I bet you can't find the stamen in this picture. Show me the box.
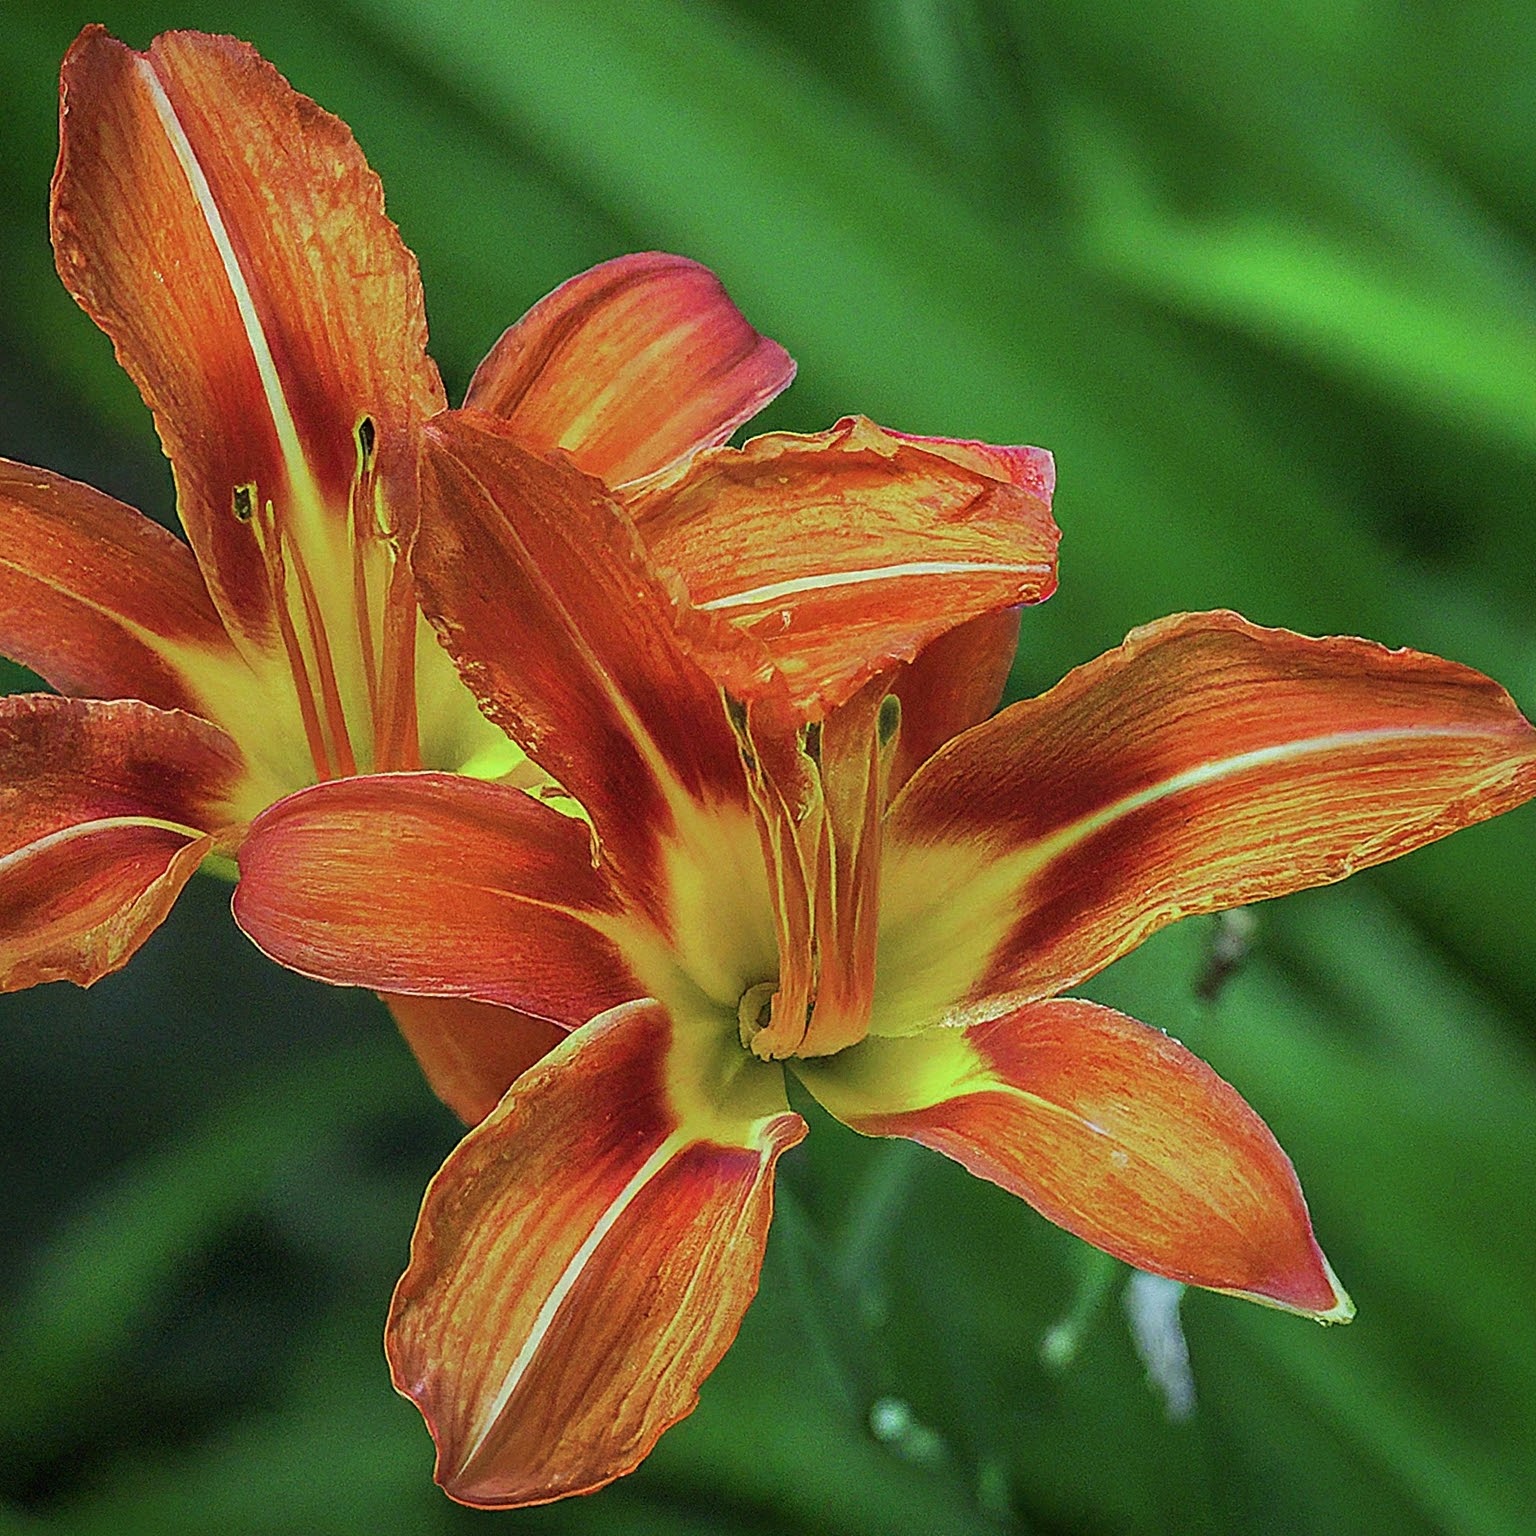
[802,719,822,766]
[282,514,358,778]
[801,681,891,1056]
[727,698,820,1059]
[724,694,754,767]
[246,490,334,781]
[349,416,382,735]
[346,415,423,774]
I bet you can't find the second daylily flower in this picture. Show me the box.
[234,405,1536,1507]
[0,27,793,1104]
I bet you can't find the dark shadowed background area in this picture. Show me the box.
[3,2,1535,1532]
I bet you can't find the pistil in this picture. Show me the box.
[735,980,778,1050]
[375,547,422,772]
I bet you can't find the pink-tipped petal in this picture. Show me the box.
[632,416,1057,723]
[799,996,1352,1320]
[52,26,444,650]
[416,411,752,913]
[465,252,794,488]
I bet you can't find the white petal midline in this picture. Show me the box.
[699,560,1046,613]
[457,1129,689,1476]
[0,815,207,878]
[1058,724,1502,849]
[137,57,318,509]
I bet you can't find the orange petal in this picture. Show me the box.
[51,27,445,651]
[887,607,1021,793]
[416,411,753,912]
[797,996,1352,1320]
[878,611,1536,1029]
[382,992,568,1127]
[388,998,804,1507]
[631,416,1058,723]
[234,771,640,1023]
[464,252,794,488]
[0,459,240,714]
[0,694,245,989]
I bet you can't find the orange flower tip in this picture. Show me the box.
[434,1449,628,1511]
[1221,1248,1355,1326]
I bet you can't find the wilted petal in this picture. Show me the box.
[797,996,1352,1320]
[878,429,1055,502]
[878,611,1536,1030]
[416,411,752,912]
[465,252,794,488]
[51,26,444,652]
[383,992,568,1127]
[388,998,805,1507]
[0,694,245,988]
[632,417,1057,723]
[234,771,640,1025]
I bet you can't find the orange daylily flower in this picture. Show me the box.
[0,28,792,1108]
[233,408,1536,1507]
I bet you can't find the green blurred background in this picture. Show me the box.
[4,1,1535,1531]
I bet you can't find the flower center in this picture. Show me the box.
[727,680,900,1062]
[735,979,780,1050]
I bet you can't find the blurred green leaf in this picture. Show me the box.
[0,1037,419,1448]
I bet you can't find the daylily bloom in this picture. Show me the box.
[0,27,793,1112]
[233,407,1536,1507]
